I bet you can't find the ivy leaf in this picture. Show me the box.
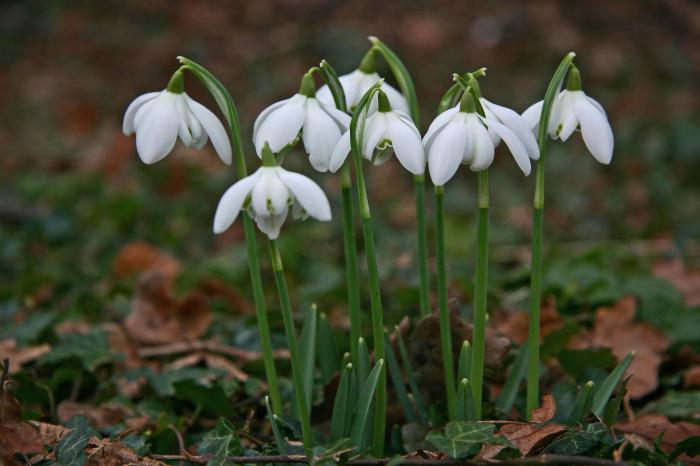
[544,422,609,455]
[426,422,496,459]
[670,435,700,461]
[198,418,242,466]
[39,329,113,371]
[55,416,96,466]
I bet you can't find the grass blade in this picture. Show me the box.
[567,380,594,425]
[396,328,428,424]
[298,304,318,414]
[317,312,339,385]
[350,360,385,447]
[265,396,287,454]
[495,342,528,414]
[457,341,472,383]
[384,332,417,423]
[592,351,634,417]
[330,363,355,441]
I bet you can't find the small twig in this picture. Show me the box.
[137,340,289,362]
[168,424,187,466]
[149,453,629,465]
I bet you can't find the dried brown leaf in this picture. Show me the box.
[113,241,181,281]
[0,340,51,373]
[653,259,700,307]
[616,414,700,462]
[569,296,669,399]
[0,371,44,462]
[84,436,167,466]
[494,297,563,346]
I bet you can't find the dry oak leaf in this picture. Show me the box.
[28,421,70,446]
[494,297,563,346]
[616,414,700,463]
[124,270,212,345]
[113,241,181,282]
[0,340,51,373]
[653,259,700,307]
[0,377,44,464]
[569,296,669,399]
[479,395,566,460]
[58,401,134,431]
[84,436,167,466]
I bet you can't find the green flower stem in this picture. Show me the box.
[415,175,430,316]
[268,240,314,453]
[526,52,576,419]
[434,185,456,420]
[175,57,283,417]
[340,163,362,363]
[470,170,489,421]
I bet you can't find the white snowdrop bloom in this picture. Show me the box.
[328,91,425,175]
[424,93,531,186]
[521,67,613,164]
[213,147,331,240]
[480,98,540,160]
[316,50,409,114]
[253,73,350,173]
[122,70,231,165]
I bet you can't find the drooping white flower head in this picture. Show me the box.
[316,50,409,114]
[122,70,231,165]
[521,66,613,164]
[253,73,350,173]
[424,92,533,186]
[328,90,425,175]
[213,145,331,240]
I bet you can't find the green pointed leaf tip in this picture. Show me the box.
[318,60,347,112]
[426,421,496,459]
[350,359,384,446]
[592,351,634,417]
[198,418,242,465]
[330,363,355,441]
[567,380,595,425]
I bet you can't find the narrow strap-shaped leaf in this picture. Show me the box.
[457,341,472,384]
[330,363,355,441]
[591,351,634,417]
[602,377,629,426]
[396,328,428,424]
[177,56,247,176]
[368,36,420,126]
[454,378,472,421]
[265,396,287,454]
[495,342,528,414]
[384,332,417,423]
[299,304,319,414]
[318,60,348,113]
[317,312,339,385]
[356,337,370,387]
[567,380,594,425]
[350,360,385,446]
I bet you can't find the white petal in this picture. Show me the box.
[469,119,495,171]
[587,95,606,116]
[423,105,460,149]
[322,103,351,130]
[380,82,410,114]
[302,100,344,172]
[386,113,425,175]
[123,91,161,135]
[255,209,288,240]
[574,94,614,164]
[361,114,387,159]
[135,94,180,164]
[480,116,531,176]
[329,131,351,173]
[254,95,306,155]
[213,171,262,233]
[428,119,468,186]
[186,95,232,164]
[251,168,289,216]
[482,98,540,160]
[521,100,543,132]
[277,168,331,221]
[253,98,289,135]
[546,92,566,138]
[557,92,580,141]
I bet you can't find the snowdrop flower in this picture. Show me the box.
[316,50,409,114]
[253,73,350,173]
[521,66,613,164]
[213,145,331,240]
[122,70,231,165]
[424,92,532,186]
[328,90,425,175]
